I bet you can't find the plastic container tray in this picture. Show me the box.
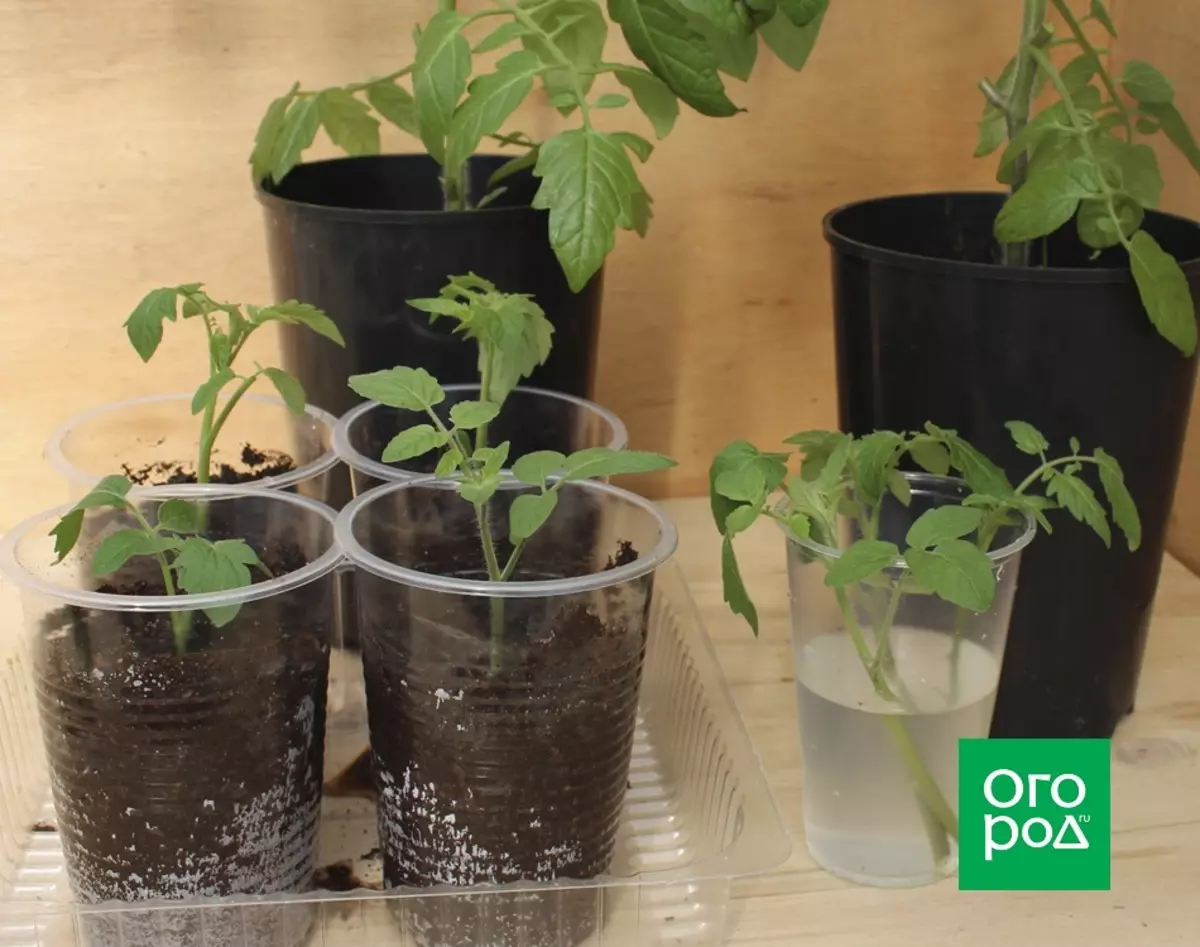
[0,559,789,947]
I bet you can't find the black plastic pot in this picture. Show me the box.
[825,192,1200,739]
[257,154,603,421]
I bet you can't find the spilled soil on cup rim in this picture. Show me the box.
[122,443,296,485]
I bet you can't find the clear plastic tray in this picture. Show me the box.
[0,559,789,947]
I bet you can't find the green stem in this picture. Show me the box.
[197,373,259,483]
[476,347,493,454]
[1014,451,1100,494]
[870,579,905,680]
[477,510,508,671]
[1049,0,1135,139]
[127,507,188,654]
[834,587,898,702]
[1003,0,1050,266]
[498,0,592,127]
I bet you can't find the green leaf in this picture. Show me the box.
[1091,0,1117,36]
[721,534,758,634]
[906,540,996,612]
[692,19,758,80]
[50,510,85,564]
[607,0,739,117]
[251,84,298,182]
[252,300,345,345]
[786,512,812,539]
[477,441,511,479]
[1139,102,1200,174]
[1047,471,1111,547]
[724,504,760,536]
[92,529,172,577]
[435,447,464,478]
[888,469,912,506]
[449,400,501,431]
[459,477,501,506]
[125,287,182,362]
[382,424,452,463]
[1120,61,1174,105]
[614,131,654,162]
[1061,54,1098,94]
[413,9,471,164]
[1094,447,1142,551]
[191,368,235,416]
[715,465,767,503]
[611,65,679,139]
[851,431,905,504]
[474,20,530,53]
[269,97,321,183]
[561,446,676,481]
[1127,229,1198,356]
[1005,420,1049,456]
[778,0,826,26]
[624,184,654,236]
[1119,142,1163,208]
[509,491,559,543]
[263,367,306,415]
[513,450,567,487]
[409,296,468,319]
[760,7,826,72]
[907,436,951,476]
[709,440,788,532]
[905,505,984,551]
[347,366,446,412]
[318,89,381,156]
[446,51,543,174]
[817,436,852,491]
[532,128,642,292]
[976,110,1009,159]
[785,430,849,482]
[521,0,607,107]
[995,159,1093,243]
[366,82,419,136]
[595,93,630,109]
[937,429,1014,497]
[157,499,198,534]
[49,475,135,562]
[674,0,750,36]
[1077,195,1143,250]
[173,538,260,627]
[824,540,899,588]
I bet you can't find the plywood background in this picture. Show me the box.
[3,0,1200,551]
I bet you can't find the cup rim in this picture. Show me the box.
[335,475,678,598]
[781,471,1038,566]
[43,392,342,491]
[0,485,343,613]
[333,384,629,482]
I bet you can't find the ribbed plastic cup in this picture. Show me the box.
[0,486,341,947]
[336,477,677,947]
[333,385,627,495]
[44,392,341,503]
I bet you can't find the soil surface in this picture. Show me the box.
[34,537,332,914]
[123,443,296,485]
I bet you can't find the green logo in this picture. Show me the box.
[959,739,1111,890]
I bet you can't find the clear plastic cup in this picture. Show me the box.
[333,385,628,495]
[784,472,1035,888]
[0,486,341,946]
[335,476,676,946]
[44,392,341,504]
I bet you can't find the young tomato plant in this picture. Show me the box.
[249,0,829,293]
[123,284,345,483]
[49,475,269,654]
[348,275,676,666]
[710,420,1138,862]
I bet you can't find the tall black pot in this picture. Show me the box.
[257,154,603,421]
[825,192,1200,738]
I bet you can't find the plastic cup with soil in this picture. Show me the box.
[334,384,628,496]
[44,391,341,502]
[0,485,342,947]
[335,476,678,947]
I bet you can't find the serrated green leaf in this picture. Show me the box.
[614,131,654,162]
[674,0,749,36]
[269,97,321,183]
[318,89,381,156]
[382,424,451,462]
[709,440,788,531]
[1005,420,1049,455]
[475,20,530,53]
[445,51,542,174]
[851,431,905,504]
[522,0,606,104]
[509,491,559,543]
[157,499,198,534]
[561,446,676,481]
[263,367,306,415]
[435,447,464,478]
[1128,229,1198,356]
[888,469,912,506]
[366,82,418,136]
[476,441,511,479]
[1077,196,1143,250]
[824,540,899,588]
[760,6,826,71]
[459,477,500,506]
[786,512,812,539]
[724,504,760,536]
[251,84,298,182]
[1119,142,1163,208]
[611,65,679,139]
[607,0,739,117]
[92,529,172,577]
[413,9,471,164]
[940,431,1014,497]
[907,436,951,476]
[975,110,1009,159]
[348,366,446,412]
[692,18,757,81]
[817,437,852,491]
[1094,447,1142,551]
[905,505,984,551]
[996,94,1098,187]
[1121,61,1174,105]
[1061,54,1098,94]
[715,465,767,503]
[1091,0,1117,36]
[50,510,84,564]
[624,183,654,236]
[449,399,501,430]
[191,369,235,416]
[1139,102,1200,174]
[51,476,135,562]
[906,540,996,612]
[409,296,469,320]
[532,128,642,292]
[125,287,182,362]
[995,158,1093,243]
[778,0,826,27]
[513,450,567,487]
[1047,471,1111,547]
[252,300,345,345]
[721,534,758,633]
[785,430,848,482]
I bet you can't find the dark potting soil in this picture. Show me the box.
[122,443,296,485]
[33,538,331,910]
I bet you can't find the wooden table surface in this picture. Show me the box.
[660,496,1200,947]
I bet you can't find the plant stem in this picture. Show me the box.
[870,578,905,681]
[1014,451,1097,494]
[834,587,898,702]
[1049,0,1134,139]
[1002,0,1050,266]
[498,0,592,127]
[197,373,259,484]
[477,509,507,671]
[127,506,188,654]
